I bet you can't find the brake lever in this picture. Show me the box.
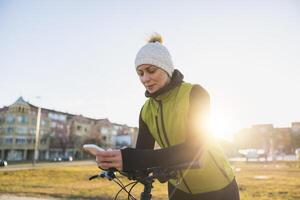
[89,174,99,180]
[89,168,117,181]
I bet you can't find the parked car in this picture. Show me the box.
[52,157,62,162]
[62,156,73,162]
[52,156,73,162]
[238,149,267,161]
[0,159,8,167]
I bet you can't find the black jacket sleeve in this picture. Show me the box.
[135,111,155,150]
[121,85,210,171]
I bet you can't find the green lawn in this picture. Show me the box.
[0,161,299,200]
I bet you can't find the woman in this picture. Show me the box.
[96,34,240,200]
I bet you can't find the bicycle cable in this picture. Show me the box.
[111,173,138,200]
[113,180,138,200]
[127,181,139,200]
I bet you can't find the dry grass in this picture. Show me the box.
[234,161,300,200]
[0,161,299,200]
[0,163,167,200]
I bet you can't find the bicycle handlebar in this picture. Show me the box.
[89,161,201,200]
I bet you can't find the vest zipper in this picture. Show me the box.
[158,101,171,146]
[158,100,193,194]
[155,116,166,148]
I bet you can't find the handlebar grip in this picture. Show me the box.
[89,175,99,180]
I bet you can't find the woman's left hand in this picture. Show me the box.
[95,149,123,170]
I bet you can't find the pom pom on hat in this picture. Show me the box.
[135,33,174,77]
[147,34,163,43]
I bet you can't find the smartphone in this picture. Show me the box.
[83,144,105,155]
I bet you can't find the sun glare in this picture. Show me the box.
[209,108,239,141]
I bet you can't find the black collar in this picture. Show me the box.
[145,69,184,98]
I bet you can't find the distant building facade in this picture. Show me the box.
[0,97,138,161]
[292,122,300,134]
[235,123,299,155]
[0,97,51,161]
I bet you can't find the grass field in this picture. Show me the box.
[0,161,299,200]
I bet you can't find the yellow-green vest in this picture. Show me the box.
[141,82,235,194]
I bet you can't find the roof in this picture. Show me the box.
[11,96,28,106]
[1,97,132,128]
[17,97,107,122]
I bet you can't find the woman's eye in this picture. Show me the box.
[137,71,144,76]
[148,68,156,74]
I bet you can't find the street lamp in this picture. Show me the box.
[33,97,42,166]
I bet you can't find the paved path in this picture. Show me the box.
[0,194,61,200]
[0,160,95,172]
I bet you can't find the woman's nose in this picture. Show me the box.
[141,73,150,83]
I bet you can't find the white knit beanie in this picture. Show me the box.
[135,34,174,77]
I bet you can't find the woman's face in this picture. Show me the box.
[137,64,170,94]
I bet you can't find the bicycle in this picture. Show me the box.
[89,162,200,200]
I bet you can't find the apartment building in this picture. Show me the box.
[0,97,138,161]
[0,97,51,160]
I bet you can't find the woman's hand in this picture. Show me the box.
[96,149,123,170]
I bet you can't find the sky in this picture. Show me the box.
[0,0,299,140]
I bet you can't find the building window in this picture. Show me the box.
[48,112,55,120]
[7,150,23,161]
[21,115,28,123]
[5,138,13,144]
[17,107,25,113]
[77,125,81,131]
[16,138,26,144]
[27,138,33,144]
[7,127,14,134]
[48,113,66,122]
[101,127,109,135]
[30,128,35,135]
[16,127,27,135]
[40,139,47,144]
[41,120,46,126]
[59,115,66,122]
[57,124,64,129]
[51,122,56,128]
[0,116,4,125]
[6,115,15,124]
